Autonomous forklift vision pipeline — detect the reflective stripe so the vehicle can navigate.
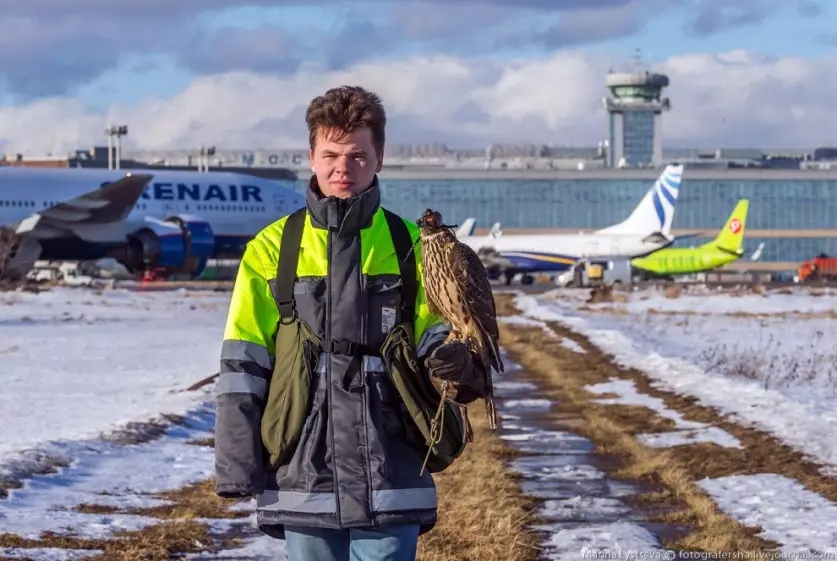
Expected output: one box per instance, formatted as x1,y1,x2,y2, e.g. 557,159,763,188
364,355,384,372
255,488,437,514
372,487,437,512
220,339,273,371
416,322,450,358
215,371,267,399
257,490,336,513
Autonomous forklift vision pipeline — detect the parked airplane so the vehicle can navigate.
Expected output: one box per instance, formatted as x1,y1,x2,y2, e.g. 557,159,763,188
464,164,684,284
0,166,305,280
631,199,749,279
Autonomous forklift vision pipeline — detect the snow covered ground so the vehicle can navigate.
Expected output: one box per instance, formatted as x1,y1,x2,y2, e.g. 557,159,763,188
3,283,837,558
508,285,837,554
0,286,283,559
0,287,227,479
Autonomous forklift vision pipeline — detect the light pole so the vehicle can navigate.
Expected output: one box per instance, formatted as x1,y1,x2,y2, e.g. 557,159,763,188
199,145,216,172
104,125,128,169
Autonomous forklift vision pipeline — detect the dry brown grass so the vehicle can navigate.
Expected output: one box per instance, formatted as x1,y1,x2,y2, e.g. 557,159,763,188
2,388,539,560
417,404,542,561
495,293,791,552
0,520,215,561
643,308,837,320
120,479,250,521
0,476,251,559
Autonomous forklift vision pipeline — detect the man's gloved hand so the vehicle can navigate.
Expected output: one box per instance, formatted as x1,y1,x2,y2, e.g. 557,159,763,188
424,341,486,401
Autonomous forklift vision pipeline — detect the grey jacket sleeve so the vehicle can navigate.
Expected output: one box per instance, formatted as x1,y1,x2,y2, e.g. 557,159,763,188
214,243,275,498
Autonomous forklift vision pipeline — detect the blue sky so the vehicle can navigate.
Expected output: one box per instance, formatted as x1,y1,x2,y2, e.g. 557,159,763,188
0,0,835,152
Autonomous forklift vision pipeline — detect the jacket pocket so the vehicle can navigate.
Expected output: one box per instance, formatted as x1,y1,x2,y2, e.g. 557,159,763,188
260,318,322,469
366,275,403,352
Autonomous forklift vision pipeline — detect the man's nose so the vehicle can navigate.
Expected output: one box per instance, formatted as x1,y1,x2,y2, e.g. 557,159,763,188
334,154,350,171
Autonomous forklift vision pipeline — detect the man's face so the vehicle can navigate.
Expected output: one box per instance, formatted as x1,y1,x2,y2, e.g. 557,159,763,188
309,126,382,199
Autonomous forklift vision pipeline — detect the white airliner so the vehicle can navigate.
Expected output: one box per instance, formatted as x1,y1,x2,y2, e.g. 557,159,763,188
462,164,685,284
0,166,305,280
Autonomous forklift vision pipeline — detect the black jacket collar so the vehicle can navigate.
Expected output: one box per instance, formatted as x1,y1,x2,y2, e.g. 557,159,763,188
305,175,381,235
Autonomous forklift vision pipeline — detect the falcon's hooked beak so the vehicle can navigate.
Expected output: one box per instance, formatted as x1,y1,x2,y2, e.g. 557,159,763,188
417,208,442,229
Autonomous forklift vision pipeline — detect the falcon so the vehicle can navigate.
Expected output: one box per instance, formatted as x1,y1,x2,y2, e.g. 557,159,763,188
416,208,503,430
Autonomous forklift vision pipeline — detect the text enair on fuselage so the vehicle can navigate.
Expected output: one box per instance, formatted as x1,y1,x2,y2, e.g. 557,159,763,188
101,182,264,202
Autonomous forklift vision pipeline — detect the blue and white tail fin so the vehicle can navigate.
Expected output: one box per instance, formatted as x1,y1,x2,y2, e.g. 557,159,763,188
597,164,683,238
489,222,502,239
455,217,476,237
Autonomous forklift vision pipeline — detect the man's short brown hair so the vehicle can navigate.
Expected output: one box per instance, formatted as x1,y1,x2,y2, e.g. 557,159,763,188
306,86,386,156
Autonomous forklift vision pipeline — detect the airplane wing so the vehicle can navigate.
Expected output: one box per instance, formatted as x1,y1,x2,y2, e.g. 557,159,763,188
641,232,675,244
672,232,710,241
476,246,515,269
15,173,153,236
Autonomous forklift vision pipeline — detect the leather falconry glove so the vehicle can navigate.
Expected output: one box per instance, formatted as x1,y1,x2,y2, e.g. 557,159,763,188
424,341,487,404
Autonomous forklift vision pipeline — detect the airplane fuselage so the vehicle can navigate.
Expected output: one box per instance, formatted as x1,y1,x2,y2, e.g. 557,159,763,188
465,232,672,273
0,166,305,261
631,246,741,276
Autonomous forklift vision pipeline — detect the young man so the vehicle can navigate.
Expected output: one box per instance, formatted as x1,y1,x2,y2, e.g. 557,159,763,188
214,86,489,561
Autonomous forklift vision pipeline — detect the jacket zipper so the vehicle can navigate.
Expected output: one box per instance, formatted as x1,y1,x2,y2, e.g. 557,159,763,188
326,226,341,522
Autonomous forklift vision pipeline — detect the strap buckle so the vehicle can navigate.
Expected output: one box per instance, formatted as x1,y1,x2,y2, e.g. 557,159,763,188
329,340,358,355
277,299,296,324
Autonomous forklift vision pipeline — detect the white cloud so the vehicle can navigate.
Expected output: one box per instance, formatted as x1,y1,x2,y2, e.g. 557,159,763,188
1,49,835,156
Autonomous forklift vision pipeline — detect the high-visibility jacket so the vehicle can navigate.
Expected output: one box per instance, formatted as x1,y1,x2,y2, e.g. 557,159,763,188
214,177,450,539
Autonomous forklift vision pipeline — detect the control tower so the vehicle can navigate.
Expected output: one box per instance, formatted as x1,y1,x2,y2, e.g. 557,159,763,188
602,60,671,168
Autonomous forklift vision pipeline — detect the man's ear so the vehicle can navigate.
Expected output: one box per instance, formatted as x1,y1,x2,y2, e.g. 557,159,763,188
376,152,383,173
309,149,315,173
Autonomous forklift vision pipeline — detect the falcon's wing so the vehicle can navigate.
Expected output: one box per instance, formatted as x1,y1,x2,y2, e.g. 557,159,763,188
447,240,500,341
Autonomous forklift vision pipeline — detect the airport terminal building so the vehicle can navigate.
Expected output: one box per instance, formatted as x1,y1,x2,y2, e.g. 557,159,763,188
332,168,837,270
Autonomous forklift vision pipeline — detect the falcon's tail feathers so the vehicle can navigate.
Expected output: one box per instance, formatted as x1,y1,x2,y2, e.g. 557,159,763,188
485,396,498,431
475,331,501,432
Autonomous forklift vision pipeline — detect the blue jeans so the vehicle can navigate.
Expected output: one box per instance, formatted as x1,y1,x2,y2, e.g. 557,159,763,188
284,525,420,561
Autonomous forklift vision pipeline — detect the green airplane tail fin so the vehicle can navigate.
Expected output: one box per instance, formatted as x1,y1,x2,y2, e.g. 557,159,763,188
713,199,749,253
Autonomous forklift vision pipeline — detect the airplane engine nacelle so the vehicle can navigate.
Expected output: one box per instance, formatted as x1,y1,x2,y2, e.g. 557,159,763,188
163,214,216,275
124,215,215,277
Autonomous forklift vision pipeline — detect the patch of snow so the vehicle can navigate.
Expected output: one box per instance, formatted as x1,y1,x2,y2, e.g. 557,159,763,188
561,338,586,354
503,398,552,410
585,379,742,449
543,522,663,558
700,474,837,554
639,427,743,449
499,314,556,337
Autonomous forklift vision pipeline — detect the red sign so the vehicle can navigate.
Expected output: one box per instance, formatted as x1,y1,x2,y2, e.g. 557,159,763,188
729,218,742,233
